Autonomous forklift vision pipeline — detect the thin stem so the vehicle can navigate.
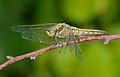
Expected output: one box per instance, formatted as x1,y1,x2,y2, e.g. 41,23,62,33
0,34,120,70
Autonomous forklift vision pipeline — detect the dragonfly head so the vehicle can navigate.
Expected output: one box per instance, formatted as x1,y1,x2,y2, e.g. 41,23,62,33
46,29,54,37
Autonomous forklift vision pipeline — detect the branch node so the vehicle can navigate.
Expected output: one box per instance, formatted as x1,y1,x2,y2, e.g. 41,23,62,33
104,38,110,45
30,55,38,60
6,56,14,60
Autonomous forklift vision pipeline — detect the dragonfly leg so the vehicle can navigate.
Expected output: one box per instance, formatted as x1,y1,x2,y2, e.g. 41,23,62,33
53,36,57,45
52,30,58,46
58,42,63,53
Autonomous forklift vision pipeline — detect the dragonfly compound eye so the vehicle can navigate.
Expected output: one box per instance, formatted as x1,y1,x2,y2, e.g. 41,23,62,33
46,29,56,37
46,30,52,37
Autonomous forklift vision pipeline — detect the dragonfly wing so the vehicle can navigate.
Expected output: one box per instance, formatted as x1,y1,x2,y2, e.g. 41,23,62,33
11,23,57,32
21,30,54,43
66,28,83,61
11,23,57,43
74,41,83,61
66,29,75,52
67,38,74,52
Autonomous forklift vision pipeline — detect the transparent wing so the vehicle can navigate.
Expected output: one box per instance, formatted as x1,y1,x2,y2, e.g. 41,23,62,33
21,30,54,43
74,41,83,61
11,23,57,43
11,23,57,32
66,29,75,52
66,28,83,61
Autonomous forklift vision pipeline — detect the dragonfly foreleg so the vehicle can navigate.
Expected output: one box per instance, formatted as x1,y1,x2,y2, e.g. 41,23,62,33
52,30,58,46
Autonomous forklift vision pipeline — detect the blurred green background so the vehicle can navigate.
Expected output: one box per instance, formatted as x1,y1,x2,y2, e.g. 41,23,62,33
0,0,120,77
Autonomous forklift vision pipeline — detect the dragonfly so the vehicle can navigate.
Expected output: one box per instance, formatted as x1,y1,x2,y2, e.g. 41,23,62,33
11,23,107,61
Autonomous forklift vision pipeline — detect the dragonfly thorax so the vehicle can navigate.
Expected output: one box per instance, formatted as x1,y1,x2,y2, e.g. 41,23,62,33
46,23,63,37
46,23,70,38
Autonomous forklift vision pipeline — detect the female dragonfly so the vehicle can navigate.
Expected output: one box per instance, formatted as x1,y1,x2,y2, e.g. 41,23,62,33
11,23,106,61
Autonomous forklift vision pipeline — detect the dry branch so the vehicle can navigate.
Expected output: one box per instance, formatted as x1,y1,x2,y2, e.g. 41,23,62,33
0,34,120,70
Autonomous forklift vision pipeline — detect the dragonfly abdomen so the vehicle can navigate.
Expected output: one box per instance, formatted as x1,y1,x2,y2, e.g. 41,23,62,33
72,28,106,36
79,29,106,35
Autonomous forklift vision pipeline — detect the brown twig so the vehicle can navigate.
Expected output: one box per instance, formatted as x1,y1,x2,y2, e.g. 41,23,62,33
0,34,120,70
